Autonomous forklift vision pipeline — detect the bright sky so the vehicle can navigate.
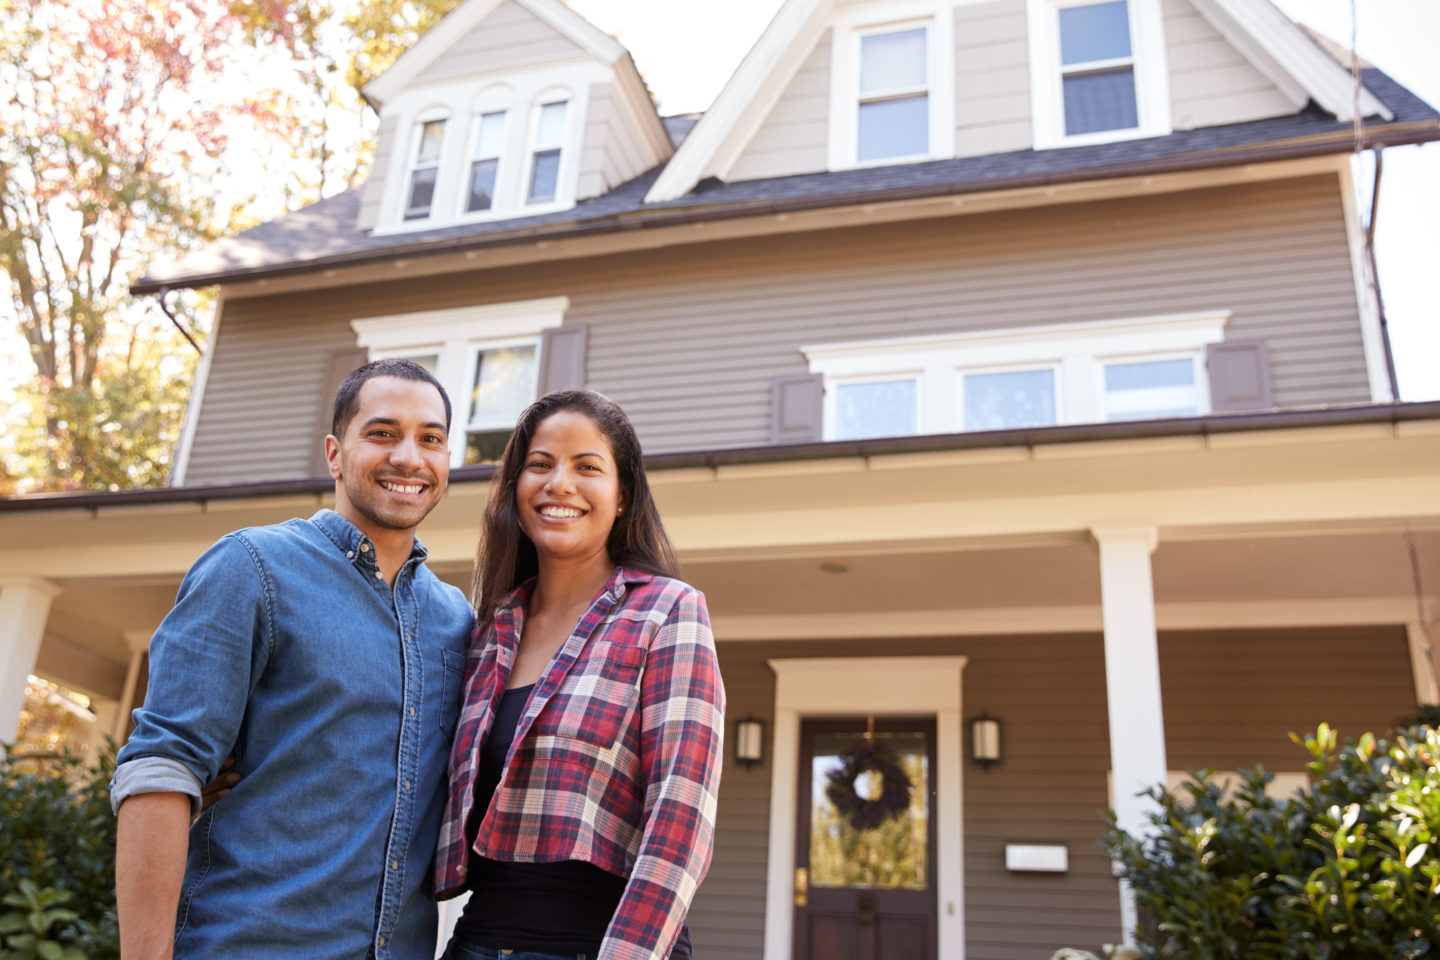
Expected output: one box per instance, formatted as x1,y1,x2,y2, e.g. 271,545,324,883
567,0,1439,401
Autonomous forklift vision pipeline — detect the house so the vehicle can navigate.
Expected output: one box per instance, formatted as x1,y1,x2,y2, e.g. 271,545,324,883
3,0,1439,955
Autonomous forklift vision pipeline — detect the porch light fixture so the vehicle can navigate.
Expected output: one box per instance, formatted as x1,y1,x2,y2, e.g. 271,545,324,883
971,713,1002,769
735,716,766,769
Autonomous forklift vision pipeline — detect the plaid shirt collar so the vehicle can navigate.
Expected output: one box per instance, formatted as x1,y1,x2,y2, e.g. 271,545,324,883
493,565,657,623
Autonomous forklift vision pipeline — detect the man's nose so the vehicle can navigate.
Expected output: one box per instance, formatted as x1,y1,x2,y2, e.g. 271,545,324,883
389,434,424,469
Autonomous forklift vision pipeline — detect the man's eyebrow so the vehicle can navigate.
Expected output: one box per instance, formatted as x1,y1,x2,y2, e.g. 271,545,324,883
359,416,447,432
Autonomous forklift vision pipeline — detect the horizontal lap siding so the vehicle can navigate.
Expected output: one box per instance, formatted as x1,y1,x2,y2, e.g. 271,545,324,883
693,626,1416,959
186,175,1366,483
411,0,582,85
1164,0,1297,128
728,30,831,181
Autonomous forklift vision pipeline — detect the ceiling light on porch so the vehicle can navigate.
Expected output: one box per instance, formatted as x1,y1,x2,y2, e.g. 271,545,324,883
819,562,849,574
971,713,1002,769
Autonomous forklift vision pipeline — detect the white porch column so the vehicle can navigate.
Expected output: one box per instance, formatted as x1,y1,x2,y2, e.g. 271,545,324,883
1092,524,1167,947
0,577,62,740
112,631,152,744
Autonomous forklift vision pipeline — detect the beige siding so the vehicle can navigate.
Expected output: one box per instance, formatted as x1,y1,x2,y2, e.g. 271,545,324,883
689,625,1413,959
576,82,613,200
954,0,1032,157
356,115,400,231
410,0,583,87
727,30,831,181
1164,0,1298,129
187,175,1367,482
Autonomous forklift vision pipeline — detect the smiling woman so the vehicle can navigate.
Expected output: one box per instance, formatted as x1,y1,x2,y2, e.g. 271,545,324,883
432,389,725,960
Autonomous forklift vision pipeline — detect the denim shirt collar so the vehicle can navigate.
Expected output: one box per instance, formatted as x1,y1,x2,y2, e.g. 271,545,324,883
308,509,429,574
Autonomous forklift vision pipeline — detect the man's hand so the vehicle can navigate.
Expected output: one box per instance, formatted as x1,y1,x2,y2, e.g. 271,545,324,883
116,792,191,960
199,757,240,815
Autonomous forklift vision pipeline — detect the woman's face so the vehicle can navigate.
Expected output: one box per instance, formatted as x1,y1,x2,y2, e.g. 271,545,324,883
515,409,626,567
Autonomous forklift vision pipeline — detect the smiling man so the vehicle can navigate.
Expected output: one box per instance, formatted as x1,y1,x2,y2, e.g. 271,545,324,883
111,360,474,960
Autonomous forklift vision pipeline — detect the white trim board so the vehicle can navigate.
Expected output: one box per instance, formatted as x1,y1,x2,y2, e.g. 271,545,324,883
169,294,223,488
764,657,967,960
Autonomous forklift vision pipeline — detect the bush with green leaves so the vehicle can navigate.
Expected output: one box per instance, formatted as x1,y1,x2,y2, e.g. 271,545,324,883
0,746,118,960
1103,723,1440,959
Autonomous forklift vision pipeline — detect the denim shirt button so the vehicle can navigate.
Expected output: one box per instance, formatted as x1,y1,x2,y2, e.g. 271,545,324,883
346,550,354,558
375,570,384,579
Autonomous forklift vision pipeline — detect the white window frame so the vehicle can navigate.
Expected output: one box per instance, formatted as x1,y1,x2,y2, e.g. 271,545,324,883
459,84,515,217
350,297,568,466
804,311,1228,438
523,95,573,207
826,371,925,442
1027,0,1171,150
402,110,451,221
828,0,956,171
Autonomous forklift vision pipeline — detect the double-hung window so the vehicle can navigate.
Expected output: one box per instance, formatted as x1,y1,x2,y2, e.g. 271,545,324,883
462,341,539,463
857,26,930,163
1058,0,1138,136
466,111,506,213
807,313,1226,440
527,101,568,204
404,119,446,221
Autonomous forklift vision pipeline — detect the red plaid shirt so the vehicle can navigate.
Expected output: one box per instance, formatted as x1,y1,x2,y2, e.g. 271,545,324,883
433,568,725,960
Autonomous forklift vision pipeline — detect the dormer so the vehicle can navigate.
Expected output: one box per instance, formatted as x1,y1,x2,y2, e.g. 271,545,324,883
357,0,672,235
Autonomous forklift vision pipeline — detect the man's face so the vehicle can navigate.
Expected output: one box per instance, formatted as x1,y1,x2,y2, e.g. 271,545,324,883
326,376,450,541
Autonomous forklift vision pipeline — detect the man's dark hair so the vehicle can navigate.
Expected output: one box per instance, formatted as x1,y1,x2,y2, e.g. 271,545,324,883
331,359,452,438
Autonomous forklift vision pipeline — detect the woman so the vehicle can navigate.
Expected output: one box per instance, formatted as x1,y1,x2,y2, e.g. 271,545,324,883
433,389,725,960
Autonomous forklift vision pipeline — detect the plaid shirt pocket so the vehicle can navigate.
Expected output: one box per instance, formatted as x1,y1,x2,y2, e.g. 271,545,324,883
532,642,646,748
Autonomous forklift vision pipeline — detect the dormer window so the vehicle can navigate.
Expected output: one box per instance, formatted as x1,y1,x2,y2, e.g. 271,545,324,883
404,118,447,221
466,111,506,213
1058,1,1137,135
527,101,568,204
857,27,929,163
1027,0,1170,148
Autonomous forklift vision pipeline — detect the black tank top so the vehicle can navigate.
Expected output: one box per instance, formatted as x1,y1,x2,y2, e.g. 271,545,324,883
452,684,693,958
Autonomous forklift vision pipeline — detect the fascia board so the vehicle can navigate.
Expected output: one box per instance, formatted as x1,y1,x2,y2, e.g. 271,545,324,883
1192,0,1390,122
362,0,624,108
645,0,832,204
614,54,675,162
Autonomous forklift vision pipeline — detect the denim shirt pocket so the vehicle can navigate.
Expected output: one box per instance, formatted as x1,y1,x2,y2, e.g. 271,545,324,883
440,648,465,737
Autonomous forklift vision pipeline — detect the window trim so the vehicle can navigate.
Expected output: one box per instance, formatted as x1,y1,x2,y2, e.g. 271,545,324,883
1027,0,1171,150
402,110,451,221
805,312,1227,438
957,360,1065,432
1096,349,1210,422
350,298,569,466
827,0,956,171
523,96,572,206
462,108,509,215
826,371,924,442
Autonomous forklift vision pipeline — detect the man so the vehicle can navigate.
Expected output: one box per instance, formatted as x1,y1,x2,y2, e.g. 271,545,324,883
112,359,474,959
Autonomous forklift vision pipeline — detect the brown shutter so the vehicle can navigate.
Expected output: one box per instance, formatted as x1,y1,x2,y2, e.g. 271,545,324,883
309,348,369,476
537,325,588,395
1206,340,1274,413
771,373,824,443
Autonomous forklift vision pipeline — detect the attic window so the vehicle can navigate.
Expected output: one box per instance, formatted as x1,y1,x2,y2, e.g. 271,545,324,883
1059,1,1138,135
404,118,446,220
527,101,568,204
857,27,929,162
466,111,506,213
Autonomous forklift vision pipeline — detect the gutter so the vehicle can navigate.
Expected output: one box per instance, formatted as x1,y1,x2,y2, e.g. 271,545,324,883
128,120,1440,296
5,400,1438,514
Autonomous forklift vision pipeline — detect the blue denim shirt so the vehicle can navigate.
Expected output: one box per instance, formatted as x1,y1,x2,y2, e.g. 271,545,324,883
112,510,473,960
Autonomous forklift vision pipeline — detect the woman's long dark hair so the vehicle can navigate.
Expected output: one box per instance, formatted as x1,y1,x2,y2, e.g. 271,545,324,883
472,389,681,627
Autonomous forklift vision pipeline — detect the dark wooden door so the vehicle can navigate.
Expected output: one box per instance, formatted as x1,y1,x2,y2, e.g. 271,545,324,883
793,717,938,960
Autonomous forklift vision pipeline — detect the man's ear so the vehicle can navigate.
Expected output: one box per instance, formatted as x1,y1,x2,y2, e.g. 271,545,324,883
324,435,343,481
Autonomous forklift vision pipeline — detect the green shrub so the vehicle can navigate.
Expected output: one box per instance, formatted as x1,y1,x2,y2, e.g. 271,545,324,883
0,745,118,960
1103,723,1440,959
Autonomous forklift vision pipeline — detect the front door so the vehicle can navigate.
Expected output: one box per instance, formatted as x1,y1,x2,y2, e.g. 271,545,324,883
794,717,938,960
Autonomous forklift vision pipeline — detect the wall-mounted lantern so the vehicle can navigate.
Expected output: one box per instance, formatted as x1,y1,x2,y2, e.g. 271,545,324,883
971,713,1002,769
735,716,765,769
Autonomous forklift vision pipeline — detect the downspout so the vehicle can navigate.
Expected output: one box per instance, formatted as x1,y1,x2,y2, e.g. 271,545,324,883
1364,148,1402,401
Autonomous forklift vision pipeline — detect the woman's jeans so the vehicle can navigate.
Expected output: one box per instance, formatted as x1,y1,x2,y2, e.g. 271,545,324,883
441,943,591,960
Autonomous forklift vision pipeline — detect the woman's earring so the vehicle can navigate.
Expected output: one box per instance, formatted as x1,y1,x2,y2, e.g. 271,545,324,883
617,507,624,517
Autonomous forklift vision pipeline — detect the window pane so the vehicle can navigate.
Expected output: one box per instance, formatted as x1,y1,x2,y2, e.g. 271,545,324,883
834,379,917,441
475,111,505,158
1104,358,1198,421
416,119,446,163
405,167,437,219
528,149,561,203
467,158,498,212
399,353,439,373
858,95,929,162
860,28,927,95
1063,67,1138,135
536,101,567,146
962,369,1056,431
1059,1,1132,65
469,345,537,429
465,429,513,465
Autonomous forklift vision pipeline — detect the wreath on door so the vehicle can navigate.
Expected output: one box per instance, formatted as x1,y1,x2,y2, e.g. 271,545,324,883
825,739,912,831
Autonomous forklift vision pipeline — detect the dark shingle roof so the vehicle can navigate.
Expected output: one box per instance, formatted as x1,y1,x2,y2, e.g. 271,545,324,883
133,69,1437,293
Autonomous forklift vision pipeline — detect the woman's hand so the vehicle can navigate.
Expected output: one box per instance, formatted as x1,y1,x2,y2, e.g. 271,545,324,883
199,756,240,814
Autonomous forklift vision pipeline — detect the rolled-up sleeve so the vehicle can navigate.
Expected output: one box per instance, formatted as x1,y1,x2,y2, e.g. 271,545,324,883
602,586,725,960
110,535,272,815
